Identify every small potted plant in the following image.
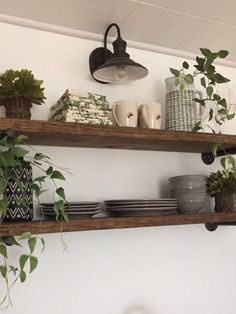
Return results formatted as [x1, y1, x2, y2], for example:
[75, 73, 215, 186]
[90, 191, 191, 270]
[206, 145, 236, 212]
[0, 69, 46, 119]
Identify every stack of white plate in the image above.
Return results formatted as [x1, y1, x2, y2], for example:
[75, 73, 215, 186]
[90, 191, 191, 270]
[104, 199, 178, 217]
[40, 202, 103, 219]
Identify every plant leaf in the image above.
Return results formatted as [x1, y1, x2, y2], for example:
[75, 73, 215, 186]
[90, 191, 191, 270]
[200, 48, 212, 57]
[20, 270, 26, 283]
[0, 265, 7, 278]
[214, 73, 230, 84]
[51, 171, 65, 180]
[0, 244, 7, 258]
[0, 137, 7, 146]
[184, 74, 193, 85]
[18, 232, 32, 240]
[209, 108, 213, 121]
[56, 187, 66, 200]
[29, 256, 38, 273]
[228, 113, 235, 120]
[28, 237, 37, 254]
[170, 68, 180, 77]
[200, 77, 206, 88]
[19, 254, 29, 270]
[220, 157, 226, 169]
[3, 235, 21, 247]
[182, 61, 189, 69]
[41, 238, 45, 252]
[34, 153, 49, 160]
[218, 50, 229, 58]
[10, 146, 28, 158]
[46, 166, 53, 176]
[15, 134, 29, 144]
[206, 86, 213, 98]
[211, 143, 218, 157]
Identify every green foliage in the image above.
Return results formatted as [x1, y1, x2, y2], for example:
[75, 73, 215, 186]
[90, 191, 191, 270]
[206, 144, 236, 195]
[169, 48, 234, 131]
[0, 134, 67, 308]
[207, 170, 236, 195]
[0, 69, 46, 105]
[170, 48, 236, 196]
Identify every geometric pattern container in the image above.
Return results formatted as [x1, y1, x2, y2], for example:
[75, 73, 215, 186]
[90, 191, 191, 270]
[3, 163, 33, 222]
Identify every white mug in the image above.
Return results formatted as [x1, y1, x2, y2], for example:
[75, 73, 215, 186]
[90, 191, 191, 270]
[139, 103, 162, 129]
[112, 100, 138, 127]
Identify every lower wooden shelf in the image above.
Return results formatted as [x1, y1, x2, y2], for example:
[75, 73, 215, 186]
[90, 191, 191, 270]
[1, 212, 236, 236]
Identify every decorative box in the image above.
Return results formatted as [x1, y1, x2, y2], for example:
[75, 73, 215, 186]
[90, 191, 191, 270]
[49, 89, 113, 125]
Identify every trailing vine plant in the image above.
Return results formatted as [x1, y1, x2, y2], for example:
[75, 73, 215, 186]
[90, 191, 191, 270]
[0, 134, 67, 308]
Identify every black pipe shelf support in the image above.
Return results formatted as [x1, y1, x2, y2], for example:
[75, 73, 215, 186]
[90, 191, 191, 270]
[205, 221, 236, 231]
[202, 146, 236, 165]
[0, 128, 15, 138]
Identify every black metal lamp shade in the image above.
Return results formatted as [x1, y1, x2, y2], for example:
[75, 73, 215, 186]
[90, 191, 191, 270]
[89, 23, 148, 84]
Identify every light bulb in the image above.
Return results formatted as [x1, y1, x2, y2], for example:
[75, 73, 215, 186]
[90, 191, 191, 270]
[114, 65, 128, 82]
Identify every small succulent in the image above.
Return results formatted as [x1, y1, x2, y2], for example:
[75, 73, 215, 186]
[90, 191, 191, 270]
[0, 69, 46, 105]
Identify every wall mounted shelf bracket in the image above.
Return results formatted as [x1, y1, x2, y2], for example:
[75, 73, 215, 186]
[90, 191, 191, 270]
[202, 146, 236, 165]
[205, 221, 236, 231]
[0, 128, 15, 138]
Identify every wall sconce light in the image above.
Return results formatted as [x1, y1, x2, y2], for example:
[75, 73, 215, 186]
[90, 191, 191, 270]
[89, 23, 148, 84]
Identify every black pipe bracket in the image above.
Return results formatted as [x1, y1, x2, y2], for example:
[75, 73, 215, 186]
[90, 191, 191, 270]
[0, 129, 15, 138]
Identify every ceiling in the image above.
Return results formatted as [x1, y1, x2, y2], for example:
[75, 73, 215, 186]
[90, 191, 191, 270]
[1, 0, 236, 63]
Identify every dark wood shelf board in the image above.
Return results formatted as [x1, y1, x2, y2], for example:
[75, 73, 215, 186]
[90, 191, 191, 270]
[1, 212, 236, 236]
[1, 118, 236, 153]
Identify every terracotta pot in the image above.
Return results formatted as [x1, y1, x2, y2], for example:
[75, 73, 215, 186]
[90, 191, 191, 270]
[3, 96, 32, 119]
[214, 191, 234, 212]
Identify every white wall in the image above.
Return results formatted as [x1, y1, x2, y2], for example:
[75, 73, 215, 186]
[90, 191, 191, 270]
[1, 22, 236, 314]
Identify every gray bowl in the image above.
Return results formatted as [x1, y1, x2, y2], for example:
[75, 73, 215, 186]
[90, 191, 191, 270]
[177, 198, 206, 214]
[170, 187, 207, 194]
[169, 175, 207, 190]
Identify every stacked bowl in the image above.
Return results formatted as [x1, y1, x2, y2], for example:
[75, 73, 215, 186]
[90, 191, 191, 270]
[168, 175, 207, 214]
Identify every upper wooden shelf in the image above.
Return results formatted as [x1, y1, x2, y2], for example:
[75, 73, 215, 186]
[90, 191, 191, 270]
[1, 212, 236, 236]
[1, 118, 236, 153]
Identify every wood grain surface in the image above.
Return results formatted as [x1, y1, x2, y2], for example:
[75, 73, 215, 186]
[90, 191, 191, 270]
[1, 212, 236, 236]
[0, 118, 236, 152]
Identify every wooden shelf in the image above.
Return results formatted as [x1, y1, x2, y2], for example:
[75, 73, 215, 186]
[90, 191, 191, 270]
[1, 212, 236, 236]
[1, 118, 236, 153]
[1, 118, 236, 235]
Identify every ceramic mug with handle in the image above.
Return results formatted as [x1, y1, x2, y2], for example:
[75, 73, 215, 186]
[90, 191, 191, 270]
[139, 102, 162, 129]
[112, 100, 138, 127]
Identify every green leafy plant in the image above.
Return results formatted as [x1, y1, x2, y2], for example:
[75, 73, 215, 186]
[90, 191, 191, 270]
[170, 48, 236, 205]
[0, 69, 46, 105]
[170, 48, 235, 132]
[0, 134, 67, 308]
[207, 144, 236, 197]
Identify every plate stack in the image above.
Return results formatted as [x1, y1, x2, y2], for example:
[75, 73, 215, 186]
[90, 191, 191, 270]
[104, 199, 178, 217]
[40, 202, 103, 219]
[49, 89, 113, 125]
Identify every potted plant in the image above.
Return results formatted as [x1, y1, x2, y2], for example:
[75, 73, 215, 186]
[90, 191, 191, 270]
[170, 48, 236, 212]
[170, 48, 235, 132]
[0, 133, 67, 307]
[0, 69, 46, 119]
[207, 149, 236, 212]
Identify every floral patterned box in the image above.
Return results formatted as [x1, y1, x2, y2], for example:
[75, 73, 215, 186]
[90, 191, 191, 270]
[49, 89, 113, 125]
